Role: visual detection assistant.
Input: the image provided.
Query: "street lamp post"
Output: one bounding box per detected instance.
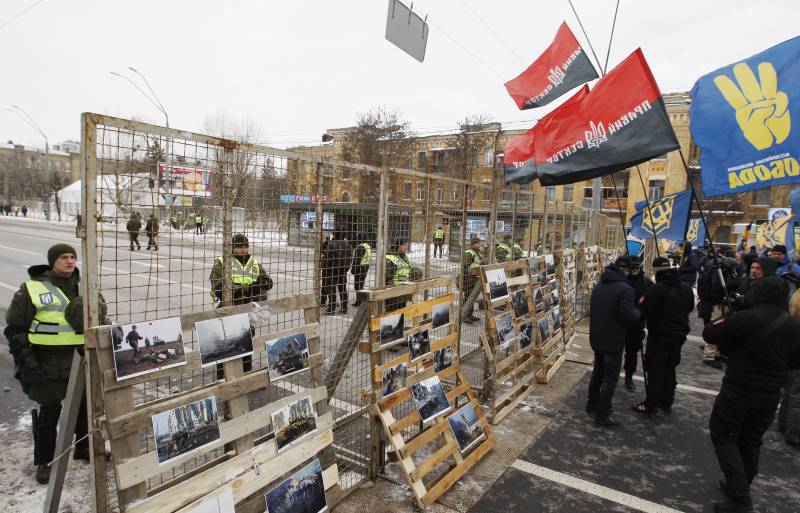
[4,105,51,219]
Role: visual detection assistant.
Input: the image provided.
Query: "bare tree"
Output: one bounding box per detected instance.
[203,113,262,208]
[448,114,497,181]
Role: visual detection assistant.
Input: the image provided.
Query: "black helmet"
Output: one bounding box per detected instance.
[232,233,249,246]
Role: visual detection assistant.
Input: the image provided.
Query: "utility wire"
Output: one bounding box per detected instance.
[458,0,526,65]
[427,17,507,81]
[603,0,621,74]
[0,0,47,31]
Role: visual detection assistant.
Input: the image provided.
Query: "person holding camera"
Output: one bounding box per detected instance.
[703,276,800,513]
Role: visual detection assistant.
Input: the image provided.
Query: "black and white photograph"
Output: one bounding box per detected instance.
[272,395,317,452]
[518,322,533,351]
[431,301,450,330]
[381,362,408,398]
[433,345,453,372]
[152,396,220,464]
[112,317,186,381]
[511,289,529,319]
[545,254,556,275]
[379,312,405,347]
[552,307,562,333]
[538,317,550,342]
[549,279,558,292]
[533,287,544,311]
[543,293,552,312]
[551,288,560,307]
[407,329,431,361]
[266,332,310,381]
[485,268,509,301]
[495,312,516,349]
[264,458,327,513]
[410,375,451,423]
[186,488,235,513]
[447,402,486,454]
[195,313,253,368]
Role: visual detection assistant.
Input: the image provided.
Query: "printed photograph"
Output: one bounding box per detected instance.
[152,396,220,464]
[551,288,560,307]
[433,346,453,372]
[549,279,558,292]
[552,307,562,333]
[410,375,451,423]
[538,317,550,342]
[112,317,186,381]
[266,332,311,381]
[186,488,235,513]
[272,396,318,452]
[485,268,509,301]
[381,362,408,398]
[264,458,327,513]
[379,313,405,347]
[533,287,544,311]
[545,254,556,275]
[407,329,431,361]
[518,322,533,351]
[431,302,450,330]
[511,289,530,319]
[543,294,552,312]
[447,402,486,454]
[495,312,516,349]
[195,313,253,368]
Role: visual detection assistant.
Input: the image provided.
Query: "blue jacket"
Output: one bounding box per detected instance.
[775,256,800,275]
[679,250,703,286]
[589,265,641,353]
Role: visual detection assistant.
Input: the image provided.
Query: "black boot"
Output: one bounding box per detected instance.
[713,497,755,513]
[624,377,636,392]
[594,416,618,427]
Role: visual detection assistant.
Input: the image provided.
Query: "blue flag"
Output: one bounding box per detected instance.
[791,187,800,218]
[684,219,707,248]
[690,36,800,197]
[629,189,693,241]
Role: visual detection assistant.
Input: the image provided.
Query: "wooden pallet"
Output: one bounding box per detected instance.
[532,255,568,385]
[477,259,537,424]
[362,277,494,509]
[84,295,341,513]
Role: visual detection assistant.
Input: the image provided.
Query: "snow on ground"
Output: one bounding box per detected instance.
[0,411,91,512]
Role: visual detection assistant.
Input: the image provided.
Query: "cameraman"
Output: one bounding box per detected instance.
[703,276,800,513]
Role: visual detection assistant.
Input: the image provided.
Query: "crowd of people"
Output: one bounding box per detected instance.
[1,203,28,216]
[588,245,800,513]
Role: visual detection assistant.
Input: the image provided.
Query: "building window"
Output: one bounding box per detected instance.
[484,148,494,167]
[434,150,446,170]
[403,182,412,200]
[752,188,770,205]
[341,191,350,202]
[415,214,424,234]
[452,185,461,201]
[546,186,556,201]
[405,152,413,169]
[435,186,444,204]
[468,186,476,200]
[417,152,426,170]
[563,184,574,202]
[65,163,71,172]
[648,179,665,200]
[416,182,425,201]
[481,183,491,202]
[468,149,478,168]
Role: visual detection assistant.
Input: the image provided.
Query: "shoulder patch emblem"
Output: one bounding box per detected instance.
[39,292,54,305]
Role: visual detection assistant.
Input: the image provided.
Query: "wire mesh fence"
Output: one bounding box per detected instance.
[81,113,624,509]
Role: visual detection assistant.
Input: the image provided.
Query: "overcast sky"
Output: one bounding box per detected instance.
[1,0,797,149]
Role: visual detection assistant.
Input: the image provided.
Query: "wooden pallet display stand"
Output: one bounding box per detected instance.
[533,255,567,384]
[84,294,341,513]
[476,259,537,424]
[359,277,495,509]
[555,249,577,344]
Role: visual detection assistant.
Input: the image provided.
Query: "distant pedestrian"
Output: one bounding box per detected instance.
[126,213,142,250]
[194,214,204,234]
[586,257,641,427]
[323,231,350,314]
[145,214,159,251]
[703,276,800,513]
[13,205,19,216]
[462,235,483,324]
[21,204,28,217]
[350,234,371,307]
[4,203,10,216]
[433,226,445,258]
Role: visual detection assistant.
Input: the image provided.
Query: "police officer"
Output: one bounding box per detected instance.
[209,234,273,306]
[703,276,800,513]
[495,234,513,263]
[145,214,159,251]
[350,233,371,307]
[126,213,142,250]
[433,226,445,258]
[322,230,350,314]
[623,255,653,392]
[512,237,525,260]
[4,244,92,483]
[462,235,483,323]
[170,213,178,230]
[195,213,204,234]
[385,238,414,311]
[631,257,693,415]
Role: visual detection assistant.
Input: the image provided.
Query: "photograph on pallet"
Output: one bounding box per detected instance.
[265,331,311,381]
[152,395,221,465]
[367,282,494,508]
[111,317,186,381]
[264,458,328,513]
[478,260,538,424]
[533,255,567,385]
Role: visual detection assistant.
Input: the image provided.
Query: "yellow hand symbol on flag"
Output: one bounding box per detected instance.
[714,62,790,150]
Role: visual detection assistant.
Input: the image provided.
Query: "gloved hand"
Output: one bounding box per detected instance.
[18,356,46,386]
[65,295,84,332]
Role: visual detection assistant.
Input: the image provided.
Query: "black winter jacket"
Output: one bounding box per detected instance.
[627,272,653,331]
[589,265,641,353]
[703,303,800,396]
[640,268,694,340]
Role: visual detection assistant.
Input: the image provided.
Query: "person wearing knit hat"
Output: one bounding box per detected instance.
[4,242,88,484]
[770,244,800,275]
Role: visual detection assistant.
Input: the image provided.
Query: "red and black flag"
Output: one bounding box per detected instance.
[503,85,589,184]
[504,22,598,110]
[531,48,680,186]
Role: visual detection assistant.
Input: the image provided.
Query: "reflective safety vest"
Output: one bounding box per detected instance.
[195,215,203,224]
[355,242,372,266]
[386,254,411,285]
[210,255,262,298]
[496,243,512,261]
[26,280,84,347]
[513,243,524,257]
[434,229,444,240]
[465,248,483,269]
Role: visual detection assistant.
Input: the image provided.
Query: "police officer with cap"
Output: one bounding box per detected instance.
[4,243,94,483]
[495,234,513,263]
[350,233,371,307]
[385,238,417,311]
[433,226,445,258]
[463,235,484,323]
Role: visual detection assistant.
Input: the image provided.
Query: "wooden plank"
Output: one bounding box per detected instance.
[494,368,536,408]
[537,351,567,384]
[368,293,454,331]
[491,382,534,425]
[372,353,411,383]
[101,350,201,390]
[363,277,452,302]
[409,438,458,481]
[398,420,449,459]
[125,426,334,513]
[389,410,421,436]
[421,434,495,505]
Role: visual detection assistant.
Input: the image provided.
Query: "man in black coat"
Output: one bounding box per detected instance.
[623,255,653,392]
[586,257,641,427]
[323,231,351,314]
[703,276,800,513]
[631,257,694,415]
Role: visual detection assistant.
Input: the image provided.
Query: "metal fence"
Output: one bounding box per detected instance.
[80,113,624,508]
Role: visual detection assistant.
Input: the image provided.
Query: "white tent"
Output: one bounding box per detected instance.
[57,173,159,219]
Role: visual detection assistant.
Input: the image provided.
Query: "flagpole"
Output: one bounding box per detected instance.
[633,164,662,258]
[603,0,621,74]
[568,0,604,73]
